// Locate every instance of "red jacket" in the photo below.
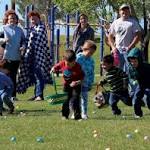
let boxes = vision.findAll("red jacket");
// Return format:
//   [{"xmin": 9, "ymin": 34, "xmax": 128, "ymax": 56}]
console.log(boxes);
[{"xmin": 53, "ymin": 61, "xmax": 84, "ymax": 86}]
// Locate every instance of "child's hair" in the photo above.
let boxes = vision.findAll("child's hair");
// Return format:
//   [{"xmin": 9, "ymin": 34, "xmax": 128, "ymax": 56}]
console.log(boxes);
[
  {"xmin": 63, "ymin": 49, "xmax": 76, "ymax": 62},
  {"xmin": 83, "ymin": 40, "xmax": 97, "ymax": 51},
  {"xmin": 103, "ymin": 54, "xmax": 114, "ymax": 64},
  {"xmin": 79, "ymin": 13, "xmax": 88, "ymax": 20}
]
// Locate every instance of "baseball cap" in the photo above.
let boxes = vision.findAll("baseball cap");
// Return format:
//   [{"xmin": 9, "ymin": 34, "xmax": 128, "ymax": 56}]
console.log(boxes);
[{"xmin": 119, "ymin": 4, "xmax": 130, "ymax": 10}]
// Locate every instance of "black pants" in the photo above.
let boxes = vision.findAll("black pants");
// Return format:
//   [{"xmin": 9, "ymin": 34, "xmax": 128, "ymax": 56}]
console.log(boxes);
[
  {"xmin": 4, "ymin": 60, "xmax": 20, "ymax": 97},
  {"xmin": 62, "ymin": 84, "xmax": 81, "ymax": 119}
]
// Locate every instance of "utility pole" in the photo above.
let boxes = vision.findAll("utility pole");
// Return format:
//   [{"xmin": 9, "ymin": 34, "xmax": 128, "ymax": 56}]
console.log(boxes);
[
  {"xmin": 142, "ymin": 0, "xmax": 148, "ymax": 61},
  {"xmin": 11, "ymin": 0, "xmax": 16, "ymax": 10}
]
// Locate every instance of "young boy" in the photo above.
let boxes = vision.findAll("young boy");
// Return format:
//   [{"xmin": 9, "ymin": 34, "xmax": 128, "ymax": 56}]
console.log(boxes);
[
  {"xmin": 127, "ymin": 47, "xmax": 150, "ymax": 118},
  {"xmin": 0, "ymin": 48, "xmax": 14, "ymax": 116},
  {"xmin": 76, "ymin": 40, "xmax": 96, "ymax": 119},
  {"xmin": 100, "ymin": 54, "xmax": 132, "ymax": 115},
  {"xmin": 51, "ymin": 50, "xmax": 84, "ymax": 120}
]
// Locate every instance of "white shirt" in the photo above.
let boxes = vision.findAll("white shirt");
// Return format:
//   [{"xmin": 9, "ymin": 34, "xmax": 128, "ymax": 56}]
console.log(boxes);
[{"xmin": 109, "ymin": 17, "xmax": 141, "ymax": 49}]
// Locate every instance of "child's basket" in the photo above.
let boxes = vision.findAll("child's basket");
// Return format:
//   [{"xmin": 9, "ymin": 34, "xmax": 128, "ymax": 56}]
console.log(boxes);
[
  {"xmin": 45, "ymin": 73, "xmax": 67, "ymax": 105},
  {"xmin": 93, "ymin": 84, "xmax": 109, "ymax": 109}
]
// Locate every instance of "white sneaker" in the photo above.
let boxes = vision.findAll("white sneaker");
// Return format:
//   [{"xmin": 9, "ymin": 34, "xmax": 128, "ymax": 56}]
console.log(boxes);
[
  {"xmin": 82, "ymin": 114, "xmax": 88, "ymax": 120},
  {"xmin": 134, "ymin": 115, "xmax": 142, "ymax": 119},
  {"xmin": 70, "ymin": 113, "xmax": 75, "ymax": 119}
]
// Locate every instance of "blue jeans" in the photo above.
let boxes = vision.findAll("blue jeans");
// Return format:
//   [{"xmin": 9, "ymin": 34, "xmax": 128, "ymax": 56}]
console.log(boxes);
[
  {"xmin": 0, "ymin": 88, "xmax": 14, "ymax": 113},
  {"xmin": 109, "ymin": 90, "xmax": 132, "ymax": 114},
  {"xmin": 132, "ymin": 85, "xmax": 150, "ymax": 116},
  {"xmin": 118, "ymin": 49, "xmax": 129, "ymax": 73},
  {"xmin": 34, "ymin": 68, "xmax": 45, "ymax": 99},
  {"xmin": 144, "ymin": 89, "xmax": 150, "ymax": 109},
  {"xmin": 81, "ymin": 87, "xmax": 89, "ymax": 116}
]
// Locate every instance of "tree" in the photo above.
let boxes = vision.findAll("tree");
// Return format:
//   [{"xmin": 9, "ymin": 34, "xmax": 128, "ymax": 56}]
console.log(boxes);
[
  {"xmin": 16, "ymin": 0, "xmax": 150, "ymax": 59},
  {"xmin": 16, "ymin": 0, "xmax": 52, "ymax": 20}
]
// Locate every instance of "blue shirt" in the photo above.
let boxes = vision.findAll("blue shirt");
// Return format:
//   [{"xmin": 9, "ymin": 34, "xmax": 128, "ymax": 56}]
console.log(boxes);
[
  {"xmin": 3, "ymin": 24, "xmax": 25, "ymax": 60},
  {"xmin": 76, "ymin": 53, "xmax": 95, "ymax": 88}
]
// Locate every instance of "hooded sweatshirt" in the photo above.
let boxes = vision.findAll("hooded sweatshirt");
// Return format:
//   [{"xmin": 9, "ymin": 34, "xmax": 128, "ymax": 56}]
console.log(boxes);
[{"xmin": 127, "ymin": 47, "xmax": 150, "ymax": 89}]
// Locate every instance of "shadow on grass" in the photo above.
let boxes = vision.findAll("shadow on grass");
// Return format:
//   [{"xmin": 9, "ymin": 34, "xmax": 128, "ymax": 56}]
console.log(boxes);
[
  {"xmin": 91, "ymin": 113, "xmax": 150, "ymax": 121},
  {"xmin": 14, "ymin": 109, "xmax": 61, "ymax": 116}
]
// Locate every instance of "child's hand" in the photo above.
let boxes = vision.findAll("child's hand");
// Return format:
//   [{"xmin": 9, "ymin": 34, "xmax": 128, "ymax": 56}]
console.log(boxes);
[
  {"xmin": 4, "ymin": 38, "xmax": 9, "ymax": 43},
  {"xmin": 70, "ymin": 80, "xmax": 81, "ymax": 87},
  {"xmin": 70, "ymin": 81, "xmax": 77, "ymax": 87},
  {"xmin": 50, "ymin": 67, "xmax": 55, "ymax": 74},
  {"xmin": 20, "ymin": 46, "xmax": 25, "ymax": 51}
]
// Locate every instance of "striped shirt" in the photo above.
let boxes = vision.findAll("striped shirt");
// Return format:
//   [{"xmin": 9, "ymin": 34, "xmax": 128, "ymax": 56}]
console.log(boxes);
[{"xmin": 100, "ymin": 66, "xmax": 128, "ymax": 93}]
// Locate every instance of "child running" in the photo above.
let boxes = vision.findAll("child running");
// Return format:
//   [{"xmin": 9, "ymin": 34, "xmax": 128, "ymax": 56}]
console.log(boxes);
[
  {"xmin": 51, "ymin": 49, "xmax": 84, "ymax": 120},
  {"xmin": 76, "ymin": 40, "xmax": 97, "ymax": 119},
  {"xmin": 0, "ymin": 48, "xmax": 14, "ymax": 116},
  {"xmin": 99, "ymin": 54, "xmax": 132, "ymax": 115},
  {"xmin": 127, "ymin": 47, "xmax": 150, "ymax": 118}
]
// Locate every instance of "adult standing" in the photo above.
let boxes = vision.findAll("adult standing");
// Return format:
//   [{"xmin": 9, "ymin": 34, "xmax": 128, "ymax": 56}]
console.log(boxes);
[
  {"xmin": 0, "ymin": 10, "xmax": 25, "ymax": 100},
  {"xmin": 108, "ymin": 4, "xmax": 141, "ymax": 71},
  {"xmin": 73, "ymin": 14, "xmax": 94, "ymax": 54},
  {"xmin": 17, "ymin": 11, "xmax": 53, "ymax": 101}
]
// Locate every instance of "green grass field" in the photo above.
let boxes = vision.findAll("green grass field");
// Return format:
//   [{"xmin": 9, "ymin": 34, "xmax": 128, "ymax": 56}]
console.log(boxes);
[
  {"xmin": 0, "ymin": 39, "xmax": 150, "ymax": 150},
  {"xmin": 0, "ymin": 77, "xmax": 150, "ymax": 150}
]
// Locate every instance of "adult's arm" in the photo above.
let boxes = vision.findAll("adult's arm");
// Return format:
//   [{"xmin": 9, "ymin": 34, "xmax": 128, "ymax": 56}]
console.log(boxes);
[
  {"xmin": 127, "ymin": 31, "xmax": 141, "ymax": 51},
  {"xmin": 108, "ymin": 33, "xmax": 116, "ymax": 52}
]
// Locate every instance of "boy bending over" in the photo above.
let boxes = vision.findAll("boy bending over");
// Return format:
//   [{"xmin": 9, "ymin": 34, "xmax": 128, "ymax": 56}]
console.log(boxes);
[
  {"xmin": 100, "ymin": 55, "xmax": 132, "ymax": 115},
  {"xmin": 127, "ymin": 47, "xmax": 150, "ymax": 118},
  {"xmin": 51, "ymin": 50, "xmax": 84, "ymax": 120}
]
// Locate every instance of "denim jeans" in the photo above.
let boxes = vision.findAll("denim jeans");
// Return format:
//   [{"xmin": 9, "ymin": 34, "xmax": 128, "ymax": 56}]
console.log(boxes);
[
  {"xmin": 0, "ymin": 88, "xmax": 14, "ymax": 113},
  {"xmin": 81, "ymin": 87, "xmax": 89, "ymax": 116},
  {"xmin": 129, "ymin": 79, "xmax": 139, "ymax": 97},
  {"xmin": 132, "ymin": 84, "xmax": 150, "ymax": 116},
  {"xmin": 118, "ymin": 49, "xmax": 130, "ymax": 73},
  {"xmin": 34, "ymin": 68, "xmax": 45, "ymax": 99},
  {"xmin": 109, "ymin": 90, "xmax": 132, "ymax": 114}
]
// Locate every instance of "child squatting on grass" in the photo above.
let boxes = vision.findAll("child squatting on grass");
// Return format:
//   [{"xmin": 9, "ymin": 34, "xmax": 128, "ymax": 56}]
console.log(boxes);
[
  {"xmin": 0, "ymin": 47, "xmax": 15, "ymax": 116},
  {"xmin": 50, "ymin": 49, "xmax": 84, "ymax": 120},
  {"xmin": 76, "ymin": 40, "xmax": 97, "ymax": 120},
  {"xmin": 99, "ymin": 54, "xmax": 132, "ymax": 115},
  {"xmin": 127, "ymin": 47, "xmax": 150, "ymax": 118}
]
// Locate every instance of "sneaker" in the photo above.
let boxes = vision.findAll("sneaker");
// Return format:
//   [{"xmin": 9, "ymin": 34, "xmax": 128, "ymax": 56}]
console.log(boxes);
[
  {"xmin": 34, "ymin": 96, "xmax": 44, "ymax": 101},
  {"xmin": 12, "ymin": 97, "xmax": 19, "ymax": 101},
  {"xmin": 134, "ymin": 115, "xmax": 142, "ymax": 119},
  {"xmin": 82, "ymin": 114, "xmax": 88, "ymax": 120},
  {"xmin": 0, "ymin": 112, "xmax": 2, "ymax": 116},
  {"xmin": 70, "ymin": 113, "xmax": 75, "ymax": 119},
  {"xmin": 77, "ymin": 119, "xmax": 82, "ymax": 122}
]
